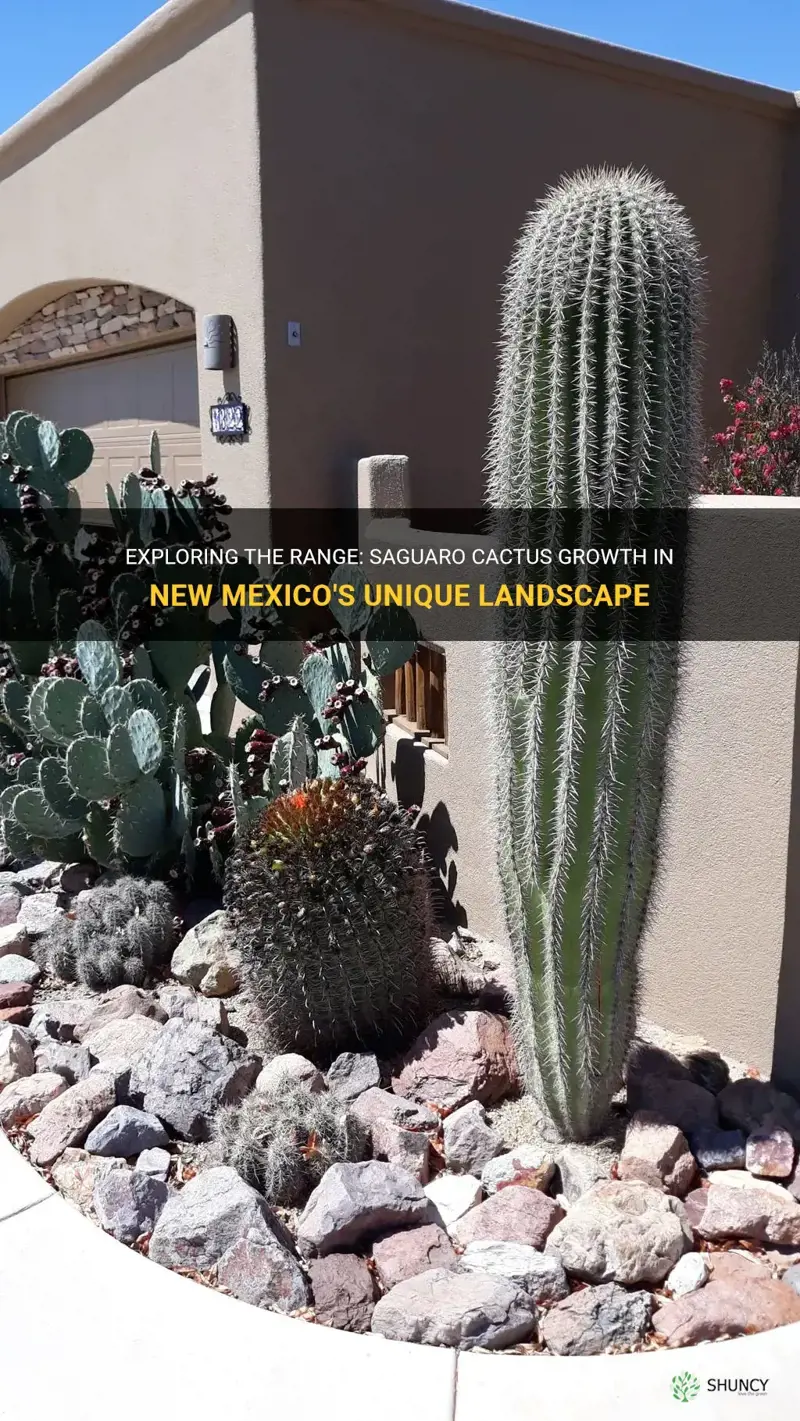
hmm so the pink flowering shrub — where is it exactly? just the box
[701,341,800,496]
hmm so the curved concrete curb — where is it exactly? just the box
[1,1134,797,1420]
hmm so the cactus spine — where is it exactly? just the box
[487,169,703,1140]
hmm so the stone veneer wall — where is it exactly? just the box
[0,284,195,370]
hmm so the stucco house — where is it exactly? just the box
[0,0,799,1083]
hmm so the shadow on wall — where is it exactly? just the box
[771,645,800,1091]
[391,736,467,929]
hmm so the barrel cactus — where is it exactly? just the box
[34,876,178,989]
[487,168,704,1140]
[224,778,437,1060]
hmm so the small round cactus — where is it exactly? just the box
[34,876,178,990]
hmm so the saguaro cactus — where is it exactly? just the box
[487,168,703,1140]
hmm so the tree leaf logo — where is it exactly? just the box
[672,1372,701,1403]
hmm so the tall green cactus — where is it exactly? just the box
[487,169,703,1141]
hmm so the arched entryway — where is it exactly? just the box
[0,281,201,504]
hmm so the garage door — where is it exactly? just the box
[6,342,202,507]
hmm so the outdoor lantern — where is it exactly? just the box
[202,314,235,370]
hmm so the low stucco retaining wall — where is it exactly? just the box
[1,1132,797,1420]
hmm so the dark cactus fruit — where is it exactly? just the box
[33,877,178,990]
[224,778,436,1060]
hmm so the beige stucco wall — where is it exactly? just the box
[255,0,799,507]
[0,0,269,505]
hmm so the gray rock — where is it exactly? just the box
[157,984,233,1037]
[17,892,64,939]
[371,1119,430,1183]
[392,1010,518,1110]
[0,922,29,958]
[0,1023,35,1089]
[74,986,167,1042]
[27,1071,117,1167]
[308,1253,375,1331]
[28,997,94,1043]
[349,1086,438,1135]
[541,1282,653,1356]
[688,1126,746,1171]
[695,1173,800,1245]
[460,1241,569,1303]
[10,861,62,890]
[59,863,100,895]
[129,1018,259,1141]
[371,1267,536,1349]
[216,1235,307,1313]
[554,1141,617,1202]
[256,1053,326,1095]
[481,1146,555,1195]
[424,1172,483,1229]
[718,1078,800,1143]
[443,1100,503,1175]
[665,1251,709,1297]
[85,1104,169,1157]
[326,1052,381,1102]
[170,910,239,997]
[452,1184,564,1250]
[83,1015,164,1066]
[782,1263,800,1296]
[51,1147,126,1211]
[0,955,40,986]
[685,1050,730,1095]
[0,888,22,927]
[136,1147,172,1181]
[155,984,196,1019]
[149,1166,292,1271]
[93,1167,168,1243]
[627,1073,718,1134]
[34,1039,92,1084]
[0,1071,67,1126]
[372,1222,457,1288]
[619,1112,696,1196]
[296,1160,431,1256]
[546,1180,691,1285]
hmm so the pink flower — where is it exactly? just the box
[775,488,786,496]
[712,432,729,446]
[735,400,748,412]
[720,379,734,392]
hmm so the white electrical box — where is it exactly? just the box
[287,322,302,347]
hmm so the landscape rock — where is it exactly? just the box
[746,1126,795,1179]
[83,1015,164,1066]
[546,1180,691,1285]
[170,910,239,997]
[157,985,232,1037]
[50,1147,126,1211]
[136,1146,171,1181]
[0,982,33,1010]
[460,1241,569,1303]
[27,1071,116,1166]
[0,923,29,958]
[695,1174,800,1244]
[0,887,21,927]
[372,1222,457,1289]
[627,1073,717,1134]
[11,861,61,890]
[34,1039,92,1084]
[85,1104,169,1157]
[653,1275,800,1345]
[443,1100,503,1175]
[618,1112,696,1196]
[296,1160,430,1257]
[392,1010,518,1110]
[93,1167,168,1243]
[371,1119,430,1183]
[781,1263,800,1296]
[256,1053,326,1095]
[149,1167,293,1271]
[684,1049,730,1095]
[128,1018,259,1141]
[665,1251,709,1297]
[482,1146,555,1196]
[424,1172,483,1229]
[0,1071,67,1126]
[0,1006,31,1026]
[707,1249,771,1284]
[74,986,167,1042]
[349,1086,437,1134]
[59,862,100,895]
[216,1234,307,1313]
[0,1023,35,1088]
[17,892,64,939]
[541,1282,653,1356]
[326,1052,380,1102]
[371,1267,536,1350]
[554,1142,616,1202]
[452,1184,564,1250]
[0,955,40,986]
[308,1253,376,1331]
[688,1126,746,1171]
[718,1077,800,1142]
[28,997,93,1043]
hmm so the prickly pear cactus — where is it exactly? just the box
[487,169,704,1140]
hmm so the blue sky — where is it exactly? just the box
[0,0,797,134]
